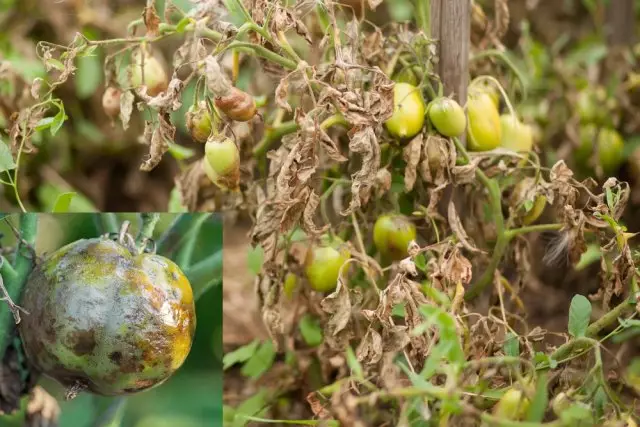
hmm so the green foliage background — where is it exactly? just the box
[0,214,223,427]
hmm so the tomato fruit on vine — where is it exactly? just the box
[130,48,169,97]
[577,125,625,176]
[393,66,421,86]
[385,82,425,140]
[466,92,501,151]
[18,238,195,396]
[214,87,257,122]
[102,87,121,119]
[428,97,466,138]
[499,115,533,152]
[204,137,240,191]
[577,88,608,125]
[492,388,529,420]
[373,214,417,261]
[470,81,500,109]
[304,237,351,292]
[186,102,213,143]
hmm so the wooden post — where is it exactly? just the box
[430,0,470,105]
[605,0,635,47]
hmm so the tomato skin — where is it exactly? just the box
[499,115,534,152]
[428,97,467,138]
[373,215,417,261]
[466,92,501,151]
[214,87,257,122]
[18,238,195,396]
[305,238,351,292]
[204,137,240,190]
[578,125,625,176]
[470,81,500,109]
[385,83,426,140]
[493,388,530,420]
[186,102,213,143]
[130,49,169,97]
[102,87,121,118]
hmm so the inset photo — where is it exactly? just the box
[0,213,222,427]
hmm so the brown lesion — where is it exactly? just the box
[66,330,96,356]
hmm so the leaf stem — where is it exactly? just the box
[136,213,160,249]
[585,297,636,338]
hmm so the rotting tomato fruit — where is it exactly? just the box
[428,97,466,138]
[499,114,533,152]
[385,82,425,140]
[102,87,121,119]
[204,136,240,191]
[577,125,625,176]
[492,388,530,420]
[18,238,195,397]
[186,102,213,143]
[466,92,501,151]
[130,48,169,97]
[373,214,417,261]
[304,236,351,292]
[214,87,257,122]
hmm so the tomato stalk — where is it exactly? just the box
[136,213,160,250]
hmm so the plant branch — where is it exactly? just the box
[586,297,636,338]
[136,213,160,250]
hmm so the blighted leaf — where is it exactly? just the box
[342,127,380,215]
[447,199,482,254]
[274,77,292,113]
[119,90,135,130]
[140,112,176,171]
[356,328,383,365]
[403,133,423,192]
[143,3,161,36]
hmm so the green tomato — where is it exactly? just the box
[393,66,421,86]
[19,238,195,396]
[466,92,501,151]
[304,237,351,292]
[130,49,169,97]
[577,88,608,125]
[385,82,426,140]
[204,137,240,190]
[470,81,500,109]
[499,114,534,152]
[373,214,417,261]
[493,388,530,420]
[186,102,213,143]
[428,97,467,137]
[577,125,625,176]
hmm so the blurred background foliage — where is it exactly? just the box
[0,213,222,427]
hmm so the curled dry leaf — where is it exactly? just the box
[403,133,423,192]
[448,199,483,254]
[342,127,380,216]
[320,275,361,350]
[119,90,135,130]
[136,74,184,111]
[204,56,232,96]
[143,2,161,36]
[139,112,176,171]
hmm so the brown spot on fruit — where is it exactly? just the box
[109,351,122,364]
[68,330,96,356]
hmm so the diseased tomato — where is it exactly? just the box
[577,125,625,176]
[304,237,351,292]
[466,92,501,151]
[373,214,417,261]
[130,48,169,97]
[186,102,213,143]
[102,87,121,118]
[499,114,534,152]
[214,87,257,122]
[204,137,240,191]
[385,82,426,140]
[492,388,530,420]
[428,97,467,138]
[19,238,195,397]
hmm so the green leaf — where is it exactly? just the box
[241,340,276,380]
[232,389,269,427]
[0,139,16,173]
[503,333,520,358]
[75,52,102,99]
[168,142,195,160]
[35,116,55,131]
[346,346,363,379]
[223,340,259,370]
[51,105,66,136]
[52,192,75,212]
[568,294,592,337]
[298,314,323,347]
[46,58,66,71]
[247,245,264,276]
[525,373,548,422]
[575,244,602,271]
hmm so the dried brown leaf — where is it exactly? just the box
[139,112,175,171]
[448,199,483,253]
[403,134,423,192]
[342,127,380,215]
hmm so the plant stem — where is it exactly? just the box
[415,0,430,35]
[505,223,563,238]
[187,250,223,300]
[0,257,17,284]
[95,213,119,235]
[223,42,297,70]
[547,337,598,366]
[586,297,636,337]
[136,213,160,249]
[175,213,211,269]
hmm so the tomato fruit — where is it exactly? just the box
[19,238,195,396]
[186,102,213,143]
[385,82,425,140]
[470,81,500,109]
[204,137,240,191]
[551,392,571,417]
[577,125,625,176]
[577,88,608,125]
[373,214,417,261]
[466,92,501,151]
[130,48,169,97]
[492,388,529,420]
[393,66,421,86]
[428,97,466,138]
[102,87,121,118]
[512,178,547,225]
[499,114,534,152]
[214,87,257,122]
[304,237,351,292]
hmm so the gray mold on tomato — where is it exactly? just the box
[18,238,196,396]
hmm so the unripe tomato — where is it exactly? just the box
[511,178,547,225]
[492,388,529,420]
[373,214,416,261]
[470,81,500,109]
[19,238,195,396]
[393,66,421,86]
[186,102,213,143]
[385,82,425,140]
[499,115,534,152]
[304,237,351,292]
[551,392,571,417]
[102,87,121,118]
[214,87,257,122]
[577,88,607,125]
[428,97,466,138]
[204,137,240,190]
[130,48,169,97]
[466,92,501,151]
[577,125,625,176]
